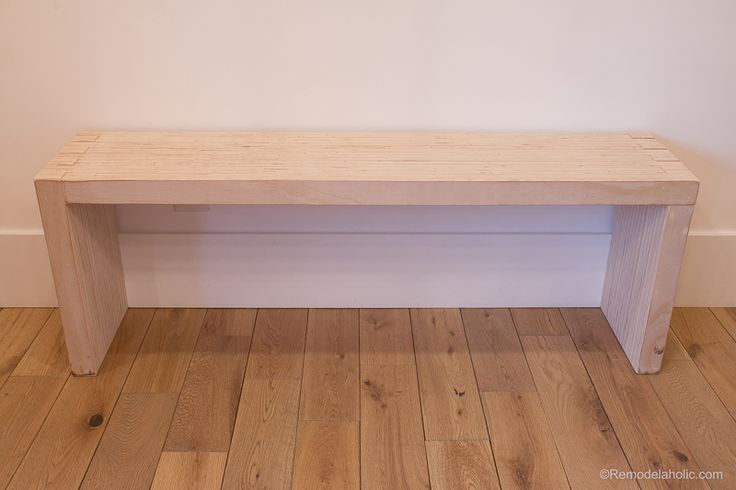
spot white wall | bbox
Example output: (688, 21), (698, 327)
(1, 0), (735, 306)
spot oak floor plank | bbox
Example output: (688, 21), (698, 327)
(425, 440), (500, 490)
(0, 376), (67, 488)
(361, 365), (430, 489)
(10, 306), (736, 490)
(664, 328), (691, 361)
(521, 335), (636, 489)
(123, 308), (206, 394)
(360, 308), (429, 490)
(483, 392), (568, 489)
(511, 308), (568, 336)
(649, 358), (736, 488)
(300, 309), (359, 421)
(245, 308), (308, 380)
(671, 308), (732, 348)
(11, 309), (69, 377)
(461, 308), (535, 392)
(360, 308), (416, 367)
(0, 307), (53, 387)
(151, 451), (227, 490)
(711, 307), (736, 342)
(80, 393), (178, 490)
(561, 308), (705, 489)
(165, 308), (256, 452)
(670, 307), (736, 419)
(222, 379), (301, 490)
(292, 420), (360, 489)
(410, 308), (487, 441)
(7, 308), (154, 490)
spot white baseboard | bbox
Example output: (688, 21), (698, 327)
(675, 232), (736, 306)
(0, 230), (733, 307)
(0, 230), (57, 307)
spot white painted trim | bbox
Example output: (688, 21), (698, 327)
(688, 229), (736, 237)
(1, 230), (733, 307)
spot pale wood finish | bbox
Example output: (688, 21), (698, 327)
(520, 335), (636, 489)
(42, 132), (698, 206)
(483, 392), (569, 489)
(425, 441), (501, 490)
(411, 308), (488, 441)
(0, 308), (53, 387)
(35, 179), (127, 375)
(292, 420), (360, 489)
(223, 379), (302, 489)
(4, 307), (736, 488)
(299, 308), (360, 421)
(165, 309), (256, 452)
(36, 132), (697, 376)
(151, 452), (227, 490)
(80, 393), (178, 490)
(561, 308), (705, 488)
(602, 204), (695, 373)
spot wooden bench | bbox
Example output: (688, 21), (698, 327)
(35, 132), (698, 375)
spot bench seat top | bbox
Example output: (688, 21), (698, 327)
(36, 131), (698, 206)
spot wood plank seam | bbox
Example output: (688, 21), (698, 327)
(7, 309), (156, 489)
(502, 308), (574, 488)
(555, 309), (640, 479)
(359, 309), (431, 488)
(222, 309), (308, 489)
(514, 311), (635, 488)
(8, 308), (736, 487)
(75, 309), (156, 487)
(156, 308), (245, 459)
(410, 309), (488, 441)
(288, 307), (312, 488)
(223, 308), (264, 439)
(646, 331), (709, 471)
(559, 308), (705, 487)
(357, 308), (362, 490)
(1, 372), (71, 487)
(404, 307), (434, 487)
(0, 308), (55, 390)
(669, 322), (736, 426)
(646, 346), (736, 488)
(456, 309), (503, 484)
(645, 387), (713, 483)
(164, 309), (257, 452)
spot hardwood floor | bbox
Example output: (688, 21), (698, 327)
(0, 307), (734, 489)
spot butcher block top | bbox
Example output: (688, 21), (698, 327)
(36, 131), (698, 206)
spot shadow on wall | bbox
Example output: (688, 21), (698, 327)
(662, 137), (736, 232)
(663, 137), (736, 306)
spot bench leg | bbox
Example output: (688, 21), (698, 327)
(36, 180), (128, 375)
(602, 204), (694, 374)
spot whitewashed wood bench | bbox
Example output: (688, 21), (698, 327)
(36, 132), (698, 376)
